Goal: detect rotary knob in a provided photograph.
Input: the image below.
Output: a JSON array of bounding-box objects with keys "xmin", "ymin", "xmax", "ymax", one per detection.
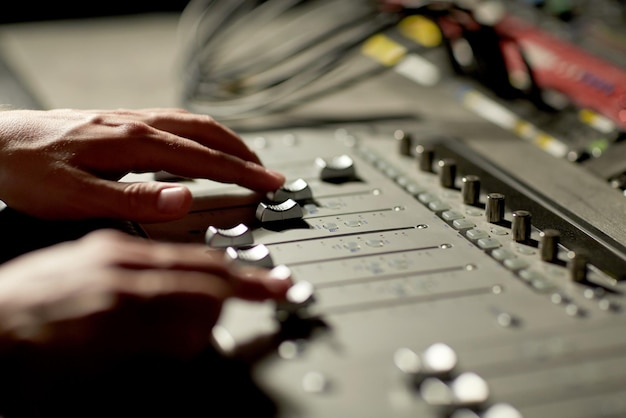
[
  {"xmin": 269, "ymin": 178, "xmax": 313, "ymax": 203},
  {"xmin": 485, "ymin": 193, "xmax": 505, "ymax": 224},
  {"xmin": 568, "ymin": 252, "xmax": 589, "ymax": 284},
  {"xmin": 437, "ymin": 158, "xmax": 457, "ymax": 189},
  {"xmin": 540, "ymin": 229, "xmax": 561, "ymax": 262},
  {"xmin": 316, "ymin": 155, "xmax": 356, "ymax": 182},
  {"xmin": 511, "ymin": 210, "xmax": 531, "ymax": 243},
  {"xmin": 416, "ymin": 144, "xmax": 435, "ymax": 173},
  {"xmin": 396, "ymin": 130, "xmax": 413, "ymax": 156},
  {"xmin": 256, "ymin": 199, "xmax": 303, "ymax": 223},
  {"xmin": 225, "ymin": 244, "xmax": 274, "ymax": 268},
  {"xmin": 205, "ymin": 223, "xmax": 254, "ymax": 248},
  {"xmin": 461, "ymin": 175, "xmax": 481, "ymax": 206}
]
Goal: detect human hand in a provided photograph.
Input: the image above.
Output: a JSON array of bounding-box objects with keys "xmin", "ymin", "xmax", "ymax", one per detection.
[
  {"xmin": 0, "ymin": 229, "xmax": 293, "ymax": 362},
  {"xmin": 0, "ymin": 108, "xmax": 285, "ymax": 222}
]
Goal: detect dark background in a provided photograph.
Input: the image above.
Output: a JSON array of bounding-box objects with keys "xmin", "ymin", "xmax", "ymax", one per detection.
[{"xmin": 1, "ymin": 1, "xmax": 191, "ymax": 23}]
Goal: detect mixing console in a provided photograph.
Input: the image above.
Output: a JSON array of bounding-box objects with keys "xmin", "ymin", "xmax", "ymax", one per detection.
[
  {"xmin": 1, "ymin": 1, "xmax": 624, "ymax": 416},
  {"xmin": 124, "ymin": 120, "xmax": 626, "ymax": 418}
]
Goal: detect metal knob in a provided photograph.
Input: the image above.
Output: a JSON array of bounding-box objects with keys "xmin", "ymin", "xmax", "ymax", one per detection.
[
  {"xmin": 395, "ymin": 130, "xmax": 413, "ymax": 156},
  {"xmin": 540, "ymin": 229, "xmax": 561, "ymax": 262},
  {"xmin": 568, "ymin": 252, "xmax": 589, "ymax": 284},
  {"xmin": 511, "ymin": 210, "xmax": 531, "ymax": 243},
  {"xmin": 270, "ymin": 178, "xmax": 313, "ymax": 203},
  {"xmin": 461, "ymin": 175, "xmax": 481, "ymax": 206},
  {"xmin": 416, "ymin": 144, "xmax": 435, "ymax": 173},
  {"xmin": 485, "ymin": 193, "xmax": 505, "ymax": 223},
  {"xmin": 205, "ymin": 223, "xmax": 253, "ymax": 248},
  {"xmin": 437, "ymin": 158, "xmax": 457, "ymax": 189},
  {"xmin": 256, "ymin": 199, "xmax": 303, "ymax": 223},
  {"xmin": 316, "ymin": 155, "xmax": 356, "ymax": 182},
  {"xmin": 225, "ymin": 244, "xmax": 274, "ymax": 268}
]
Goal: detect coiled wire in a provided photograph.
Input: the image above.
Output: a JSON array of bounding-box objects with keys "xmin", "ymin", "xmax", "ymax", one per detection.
[{"xmin": 176, "ymin": 0, "xmax": 400, "ymax": 123}]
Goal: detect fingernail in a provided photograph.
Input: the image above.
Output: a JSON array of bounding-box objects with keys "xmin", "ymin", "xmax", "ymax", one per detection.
[
  {"xmin": 246, "ymin": 161, "xmax": 285, "ymax": 185},
  {"xmin": 267, "ymin": 168, "xmax": 286, "ymax": 184},
  {"xmin": 157, "ymin": 187, "xmax": 186, "ymax": 213}
]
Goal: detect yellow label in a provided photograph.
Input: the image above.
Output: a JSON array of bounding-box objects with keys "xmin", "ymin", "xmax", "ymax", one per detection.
[
  {"xmin": 362, "ymin": 34, "xmax": 407, "ymax": 66},
  {"xmin": 399, "ymin": 16, "xmax": 442, "ymax": 47},
  {"xmin": 578, "ymin": 108, "xmax": 596, "ymax": 124},
  {"xmin": 535, "ymin": 133, "xmax": 555, "ymax": 149}
]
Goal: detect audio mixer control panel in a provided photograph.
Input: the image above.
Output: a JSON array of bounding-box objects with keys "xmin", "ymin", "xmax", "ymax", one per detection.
[{"xmin": 125, "ymin": 124, "xmax": 626, "ymax": 418}]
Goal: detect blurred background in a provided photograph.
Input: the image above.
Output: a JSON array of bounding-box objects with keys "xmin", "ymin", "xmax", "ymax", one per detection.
[
  {"xmin": 0, "ymin": 1, "xmax": 194, "ymax": 111},
  {"xmin": 0, "ymin": 1, "xmax": 190, "ymax": 23}
]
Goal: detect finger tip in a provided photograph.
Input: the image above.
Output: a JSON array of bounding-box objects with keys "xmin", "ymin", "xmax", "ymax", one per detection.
[{"xmin": 156, "ymin": 185, "xmax": 192, "ymax": 215}]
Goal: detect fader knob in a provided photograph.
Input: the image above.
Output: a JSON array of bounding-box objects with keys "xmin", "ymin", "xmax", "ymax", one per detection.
[
  {"xmin": 225, "ymin": 244, "xmax": 274, "ymax": 268},
  {"xmin": 485, "ymin": 193, "xmax": 505, "ymax": 223},
  {"xmin": 256, "ymin": 199, "xmax": 304, "ymax": 223},
  {"xmin": 275, "ymin": 280, "xmax": 316, "ymax": 323},
  {"xmin": 394, "ymin": 343, "xmax": 458, "ymax": 385},
  {"xmin": 437, "ymin": 158, "xmax": 457, "ymax": 189},
  {"xmin": 205, "ymin": 223, "xmax": 253, "ymax": 248},
  {"xmin": 540, "ymin": 229, "xmax": 561, "ymax": 262},
  {"xmin": 416, "ymin": 144, "xmax": 435, "ymax": 173},
  {"xmin": 270, "ymin": 178, "xmax": 313, "ymax": 203},
  {"xmin": 316, "ymin": 155, "xmax": 356, "ymax": 182},
  {"xmin": 461, "ymin": 175, "xmax": 481, "ymax": 206},
  {"xmin": 511, "ymin": 210, "xmax": 531, "ymax": 243},
  {"xmin": 277, "ymin": 280, "xmax": 315, "ymax": 313}
]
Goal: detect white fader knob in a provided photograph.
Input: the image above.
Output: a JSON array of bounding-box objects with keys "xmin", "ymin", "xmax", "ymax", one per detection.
[
  {"xmin": 256, "ymin": 199, "xmax": 304, "ymax": 223},
  {"xmin": 269, "ymin": 178, "xmax": 313, "ymax": 203},
  {"xmin": 205, "ymin": 223, "xmax": 254, "ymax": 248},
  {"xmin": 225, "ymin": 244, "xmax": 274, "ymax": 269},
  {"xmin": 316, "ymin": 155, "xmax": 356, "ymax": 182},
  {"xmin": 275, "ymin": 280, "xmax": 316, "ymax": 322}
]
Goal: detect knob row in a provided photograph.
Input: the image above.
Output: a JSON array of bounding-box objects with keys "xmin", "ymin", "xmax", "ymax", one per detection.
[{"xmin": 404, "ymin": 138, "xmax": 592, "ymax": 284}]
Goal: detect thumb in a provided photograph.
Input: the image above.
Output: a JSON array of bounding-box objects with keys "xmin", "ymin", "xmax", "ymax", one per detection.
[{"xmin": 87, "ymin": 181, "xmax": 193, "ymax": 222}]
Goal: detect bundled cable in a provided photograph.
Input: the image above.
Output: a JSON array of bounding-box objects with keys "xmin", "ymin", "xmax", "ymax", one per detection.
[
  {"xmin": 175, "ymin": 0, "xmax": 524, "ymax": 125},
  {"xmin": 176, "ymin": 0, "xmax": 401, "ymax": 123}
]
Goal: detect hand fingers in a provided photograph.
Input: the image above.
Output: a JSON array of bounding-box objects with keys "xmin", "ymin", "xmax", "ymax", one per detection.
[
  {"xmin": 81, "ymin": 230, "xmax": 294, "ymax": 301},
  {"xmin": 4, "ymin": 230, "xmax": 293, "ymax": 357},
  {"xmin": 80, "ymin": 108, "xmax": 263, "ymax": 165},
  {"xmin": 72, "ymin": 120, "xmax": 284, "ymax": 193},
  {"xmin": 74, "ymin": 178, "xmax": 194, "ymax": 222}
]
